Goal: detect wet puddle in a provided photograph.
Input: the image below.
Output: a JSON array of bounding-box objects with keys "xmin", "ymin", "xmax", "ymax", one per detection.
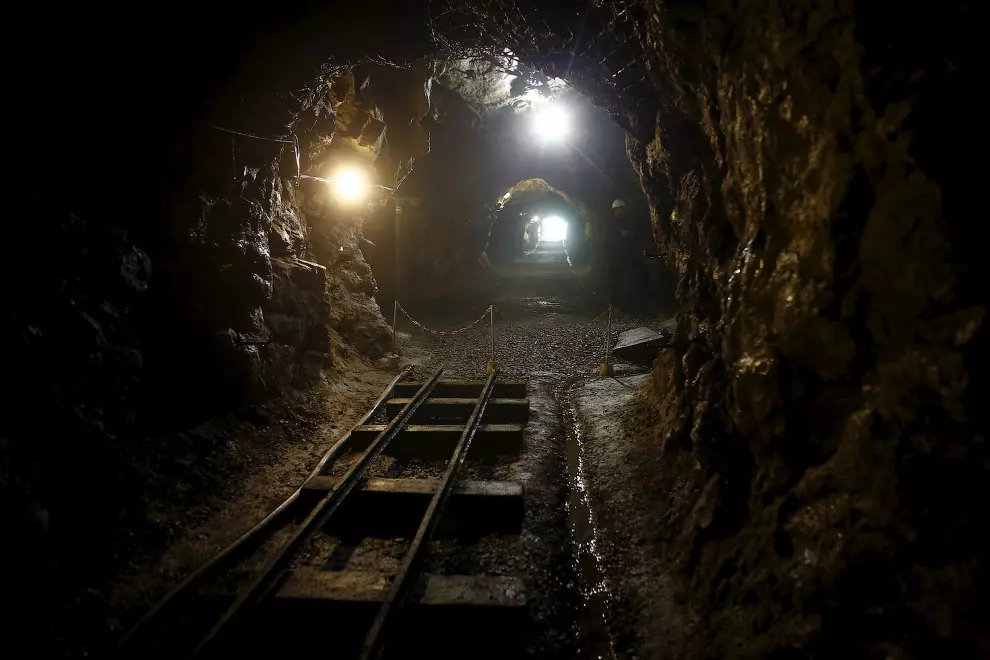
[
  {"xmin": 560, "ymin": 377, "xmax": 616, "ymax": 659},
  {"xmin": 521, "ymin": 296, "xmax": 583, "ymax": 315}
]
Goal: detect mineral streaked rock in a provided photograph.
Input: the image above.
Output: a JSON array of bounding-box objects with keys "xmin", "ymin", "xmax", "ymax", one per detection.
[{"xmin": 614, "ymin": 3, "xmax": 988, "ymax": 657}]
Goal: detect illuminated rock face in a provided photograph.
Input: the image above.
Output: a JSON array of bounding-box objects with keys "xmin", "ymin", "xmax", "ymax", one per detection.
[
  {"xmin": 596, "ymin": 3, "xmax": 987, "ymax": 657},
  {"xmin": 421, "ymin": 0, "xmax": 986, "ymax": 655},
  {"xmin": 161, "ymin": 62, "xmax": 441, "ymax": 404}
]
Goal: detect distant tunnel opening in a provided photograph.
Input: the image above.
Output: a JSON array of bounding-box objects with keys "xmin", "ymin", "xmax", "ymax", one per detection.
[{"xmin": 486, "ymin": 180, "xmax": 586, "ymax": 264}]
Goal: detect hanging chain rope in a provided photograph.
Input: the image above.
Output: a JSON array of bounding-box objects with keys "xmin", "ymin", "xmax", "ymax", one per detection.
[
  {"xmin": 211, "ymin": 125, "xmax": 295, "ymax": 144},
  {"xmin": 396, "ymin": 301, "xmax": 492, "ymax": 336},
  {"xmin": 604, "ymin": 304, "xmax": 614, "ymax": 364},
  {"xmin": 212, "ymin": 125, "xmax": 301, "ymax": 181}
]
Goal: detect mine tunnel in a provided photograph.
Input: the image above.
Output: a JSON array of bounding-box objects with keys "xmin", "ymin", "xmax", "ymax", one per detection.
[{"xmin": 5, "ymin": 1, "xmax": 989, "ymax": 659}]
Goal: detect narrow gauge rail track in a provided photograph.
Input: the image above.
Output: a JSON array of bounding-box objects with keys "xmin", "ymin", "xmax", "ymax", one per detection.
[{"xmin": 119, "ymin": 366, "xmax": 532, "ymax": 659}]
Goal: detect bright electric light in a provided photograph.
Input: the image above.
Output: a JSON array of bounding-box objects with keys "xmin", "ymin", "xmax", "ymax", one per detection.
[
  {"xmin": 531, "ymin": 103, "xmax": 570, "ymax": 143},
  {"xmin": 542, "ymin": 215, "xmax": 568, "ymax": 242},
  {"xmin": 331, "ymin": 168, "xmax": 366, "ymax": 203}
]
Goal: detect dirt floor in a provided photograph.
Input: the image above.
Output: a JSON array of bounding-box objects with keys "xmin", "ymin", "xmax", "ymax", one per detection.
[
  {"xmin": 571, "ymin": 372, "xmax": 679, "ymax": 660},
  {"xmin": 109, "ymin": 240, "xmax": 670, "ymax": 658},
  {"xmin": 393, "ymin": 241, "xmax": 667, "ymax": 658},
  {"xmin": 104, "ymin": 356, "xmax": 396, "ymax": 645}
]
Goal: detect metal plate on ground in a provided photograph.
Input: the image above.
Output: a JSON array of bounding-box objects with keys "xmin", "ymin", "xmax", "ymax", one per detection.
[{"xmin": 612, "ymin": 325, "xmax": 673, "ymax": 365}]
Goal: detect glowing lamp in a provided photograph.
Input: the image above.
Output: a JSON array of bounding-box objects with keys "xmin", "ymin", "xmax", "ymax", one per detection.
[
  {"xmin": 331, "ymin": 168, "xmax": 367, "ymax": 203},
  {"xmin": 531, "ymin": 103, "xmax": 570, "ymax": 143}
]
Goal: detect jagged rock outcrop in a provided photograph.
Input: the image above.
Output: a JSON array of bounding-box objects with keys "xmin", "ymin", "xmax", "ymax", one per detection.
[
  {"xmin": 437, "ymin": 0, "xmax": 989, "ymax": 655},
  {"xmin": 3, "ymin": 53, "xmax": 438, "ymax": 658},
  {"xmin": 613, "ymin": 3, "xmax": 988, "ymax": 657},
  {"xmin": 157, "ymin": 62, "xmax": 438, "ymax": 414}
]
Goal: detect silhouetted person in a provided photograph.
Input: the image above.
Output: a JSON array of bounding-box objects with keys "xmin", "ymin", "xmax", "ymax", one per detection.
[{"xmin": 607, "ymin": 198, "xmax": 644, "ymax": 308}]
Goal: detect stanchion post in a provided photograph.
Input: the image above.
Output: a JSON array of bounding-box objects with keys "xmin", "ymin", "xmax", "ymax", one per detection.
[
  {"xmin": 386, "ymin": 300, "xmax": 400, "ymax": 369},
  {"xmin": 487, "ymin": 305, "xmax": 498, "ymax": 374},
  {"xmin": 391, "ymin": 300, "xmax": 399, "ymax": 354},
  {"xmin": 599, "ymin": 304, "xmax": 614, "ymax": 377},
  {"xmin": 606, "ymin": 304, "xmax": 613, "ymax": 363}
]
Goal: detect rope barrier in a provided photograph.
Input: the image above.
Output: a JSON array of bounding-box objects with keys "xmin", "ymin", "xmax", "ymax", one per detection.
[
  {"xmin": 389, "ymin": 301, "xmax": 497, "ymax": 375},
  {"xmin": 605, "ymin": 304, "xmax": 614, "ymax": 364},
  {"xmin": 299, "ymin": 174, "xmax": 397, "ymax": 193},
  {"xmin": 395, "ymin": 301, "xmax": 492, "ymax": 336},
  {"xmin": 592, "ymin": 305, "xmax": 612, "ymax": 322},
  {"xmin": 387, "ymin": 295, "xmax": 664, "ymax": 381},
  {"xmin": 211, "ymin": 125, "xmax": 295, "ymax": 144}
]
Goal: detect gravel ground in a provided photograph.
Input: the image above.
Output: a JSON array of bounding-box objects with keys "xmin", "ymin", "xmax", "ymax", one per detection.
[
  {"xmin": 113, "ymin": 243, "xmax": 669, "ymax": 658},
  {"xmin": 105, "ymin": 357, "xmax": 397, "ymax": 641},
  {"xmin": 391, "ymin": 243, "xmax": 666, "ymax": 658}
]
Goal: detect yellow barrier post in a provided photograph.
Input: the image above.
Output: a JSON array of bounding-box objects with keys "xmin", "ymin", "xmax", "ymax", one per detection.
[
  {"xmin": 487, "ymin": 305, "xmax": 498, "ymax": 374},
  {"xmin": 599, "ymin": 305, "xmax": 614, "ymax": 377},
  {"xmin": 385, "ymin": 300, "xmax": 400, "ymax": 369}
]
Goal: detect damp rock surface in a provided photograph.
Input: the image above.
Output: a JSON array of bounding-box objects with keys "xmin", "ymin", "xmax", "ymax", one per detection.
[
  {"xmin": 441, "ymin": 1, "xmax": 988, "ymax": 655},
  {"xmin": 535, "ymin": 3, "xmax": 989, "ymax": 658}
]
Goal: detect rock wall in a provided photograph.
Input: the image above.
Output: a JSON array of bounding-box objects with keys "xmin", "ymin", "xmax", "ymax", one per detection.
[
  {"xmin": 151, "ymin": 67, "xmax": 424, "ymax": 423},
  {"xmin": 616, "ymin": 2, "xmax": 988, "ymax": 657},
  {"xmin": 439, "ymin": 0, "xmax": 989, "ymax": 655},
  {"xmin": 2, "ymin": 58, "xmax": 432, "ymax": 655}
]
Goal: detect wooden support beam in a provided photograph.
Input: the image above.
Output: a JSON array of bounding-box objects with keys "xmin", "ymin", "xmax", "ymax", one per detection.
[
  {"xmin": 385, "ymin": 398, "xmax": 530, "ymax": 424},
  {"xmin": 349, "ymin": 423, "xmax": 524, "ymax": 459},
  {"xmin": 393, "ymin": 380, "xmax": 528, "ymax": 399}
]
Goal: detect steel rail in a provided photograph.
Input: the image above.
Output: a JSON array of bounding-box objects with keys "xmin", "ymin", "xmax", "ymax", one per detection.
[
  {"xmin": 194, "ymin": 366, "xmax": 445, "ymax": 656},
  {"xmin": 358, "ymin": 367, "xmax": 500, "ymax": 660},
  {"xmin": 117, "ymin": 366, "xmax": 411, "ymax": 655}
]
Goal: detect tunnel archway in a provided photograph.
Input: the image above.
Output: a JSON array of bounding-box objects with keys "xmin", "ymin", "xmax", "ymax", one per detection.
[
  {"xmin": 487, "ymin": 178, "xmax": 594, "ymax": 265},
  {"xmin": 350, "ymin": 78, "xmax": 648, "ymax": 309}
]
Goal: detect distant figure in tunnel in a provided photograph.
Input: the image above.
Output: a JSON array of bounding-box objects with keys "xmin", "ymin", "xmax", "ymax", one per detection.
[{"xmin": 607, "ymin": 199, "xmax": 646, "ymax": 309}]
